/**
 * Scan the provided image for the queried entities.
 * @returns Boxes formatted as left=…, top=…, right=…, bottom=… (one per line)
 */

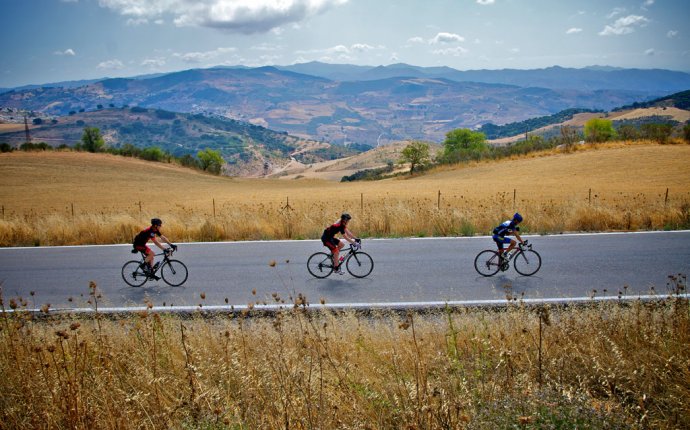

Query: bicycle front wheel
left=346, top=251, right=374, bottom=278
left=161, top=259, right=188, bottom=286
left=122, top=260, right=148, bottom=287
left=307, top=252, right=333, bottom=278
left=474, top=250, right=501, bottom=277
left=513, top=250, right=541, bottom=276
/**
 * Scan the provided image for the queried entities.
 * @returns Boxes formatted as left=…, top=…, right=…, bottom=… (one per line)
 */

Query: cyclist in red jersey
left=321, top=213, right=359, bottom=274
left=132, top=218, right=176, bottom=276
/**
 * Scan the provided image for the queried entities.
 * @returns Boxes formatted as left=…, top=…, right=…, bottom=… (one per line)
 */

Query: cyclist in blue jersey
left=492, top=213, right=525, bottom=260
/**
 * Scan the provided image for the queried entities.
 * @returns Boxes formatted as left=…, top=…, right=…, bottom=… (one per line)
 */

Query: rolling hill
left=0, top=107, right=360, bottom=176
left=0, top=65, right=673, bottom=147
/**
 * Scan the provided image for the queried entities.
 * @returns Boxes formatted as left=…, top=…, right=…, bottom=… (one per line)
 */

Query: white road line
left=1, top=230, right=689, bottom=250
left=21, top=293, right=690, bottom=315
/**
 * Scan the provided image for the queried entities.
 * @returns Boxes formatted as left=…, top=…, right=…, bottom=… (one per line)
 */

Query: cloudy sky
left=1, top=0, right=688, bottom=87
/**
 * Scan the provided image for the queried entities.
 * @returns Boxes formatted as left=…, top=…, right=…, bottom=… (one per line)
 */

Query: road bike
left=121, top=248, right=188, bottom=287
left=474, top=240, right=541, bottom=277
left=307, top=241, right=374, bottom=278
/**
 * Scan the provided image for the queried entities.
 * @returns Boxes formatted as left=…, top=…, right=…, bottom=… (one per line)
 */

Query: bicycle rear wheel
left=513, top=250, right=541, bottom=276
left=474, top=250, right=501, bottom=277
left=346, top=251, right=374, bottom=278
left=122, top=260, right=148, bottom=287
left=161, top=259, right=188, bottom=286
left=307, top=252, right=333, bottom=278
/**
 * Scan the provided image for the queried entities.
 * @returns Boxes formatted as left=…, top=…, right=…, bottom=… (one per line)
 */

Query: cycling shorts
left=492, top=235, right=512, bottom=249
left=134, top=244, right=153, bottom=255
left=321, top=237, right=341, bottom=252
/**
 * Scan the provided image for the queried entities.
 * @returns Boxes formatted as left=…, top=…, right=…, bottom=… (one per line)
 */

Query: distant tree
left=109, top=103, right=115, bottom=108
left=51, top=119, right=58, bottom=125
left=140, top=146, right=165, bottom=161
left=68, top=110, right=76, bottom=116
left=440, top=128, right=488, bottom=163
left=0, top=143, right=13, bottom=153
left=584, top=118, right=616, bottom=143
left=81, top=127, right=105, bottom=152
left=197, top=148, right=224, bottom=174
left=684, top=123, right=690, bottom=144
left=617, top=124, right=639, bottom=141
left=399, top=140, right=430, bottom=174
left=32, top=118, right=43, bottom=125
left=179, top=154, right=199, bottom=169
left=97, top=104, right=103, bottom=110
left=641, top=123, right=673, bottom=144
left=79, top=108, right=85, bottom=113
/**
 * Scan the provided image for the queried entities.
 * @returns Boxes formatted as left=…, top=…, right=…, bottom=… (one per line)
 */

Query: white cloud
left=566, top=27, right=582, bottom=34
left=126, top=17, right=149, bottom=26
left=432, top=46, right=469, bottom=56
left=667, top=30, right=678, bottom=38
left=644, top=48, right=655, bottom=56
left=173, top=47, right=237, bottom=63
left=642, top=0, right=654, bottom=7
left=599, top=15, right=649, bottom=36
left=141, top=57, right=166, bottom=68
left=430, top=32, right=465, bottom=44
left=407, top=36, right=425, bottom=44
left=97, top=59, right=124, bottom=70
left=54, top=48, right=76, bottom=56
left=476, top=0, right=495, bottom=5
left=606, top=7, right=626, bottom=19
left=99, top=0, right=349, bottom=34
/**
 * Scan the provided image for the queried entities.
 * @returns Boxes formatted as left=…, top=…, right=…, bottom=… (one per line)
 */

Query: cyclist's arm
left=343, top=228, right=356, bottom=243
left=151, top=236, right=167, bottom=250
left=513, top=230, right=524, bottom=243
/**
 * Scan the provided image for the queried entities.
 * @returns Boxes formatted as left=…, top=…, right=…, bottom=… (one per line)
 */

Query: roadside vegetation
left=1, top=279, right=688, bottom=429
left=1, top=141, right=689, bottom=246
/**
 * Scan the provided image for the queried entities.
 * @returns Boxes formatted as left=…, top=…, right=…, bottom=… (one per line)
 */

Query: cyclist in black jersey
left=133, top=218, right=177, bottom=276
left=321, top=213, right=359, bottom=274
left=492, top=213, right=524, bottom=260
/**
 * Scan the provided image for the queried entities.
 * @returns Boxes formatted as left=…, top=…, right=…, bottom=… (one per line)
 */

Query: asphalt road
left=0, top=231, right=688, bottom=311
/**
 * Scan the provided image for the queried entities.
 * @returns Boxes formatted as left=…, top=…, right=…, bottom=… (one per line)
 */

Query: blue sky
left=1, top=0, right=688, bottom=87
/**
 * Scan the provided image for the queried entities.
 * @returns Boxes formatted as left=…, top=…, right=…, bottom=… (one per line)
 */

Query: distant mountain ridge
left=1, top=63, right=688, bottom=146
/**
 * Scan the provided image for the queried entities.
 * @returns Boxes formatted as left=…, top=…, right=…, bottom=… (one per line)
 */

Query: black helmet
left=151, top=218, right=163, bottom=226
left=341, top=212, right=352, bottom=220
left=513, top=213, right=523, bottom=222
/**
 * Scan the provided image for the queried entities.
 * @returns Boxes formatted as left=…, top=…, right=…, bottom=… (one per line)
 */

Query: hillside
left=0, top=107, right=359, bottom=176
left=0, top=66, right=666, bottom=147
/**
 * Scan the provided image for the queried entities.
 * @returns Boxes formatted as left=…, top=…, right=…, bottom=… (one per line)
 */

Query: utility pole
left=24, top=115, right=31, bottom=143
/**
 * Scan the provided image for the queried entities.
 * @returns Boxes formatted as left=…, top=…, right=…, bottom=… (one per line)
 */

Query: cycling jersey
left=133, top=226, right=161, bottom=247
left=322, top=221, right=346, bottom=240
left=493, top=220, right=520, bottom=238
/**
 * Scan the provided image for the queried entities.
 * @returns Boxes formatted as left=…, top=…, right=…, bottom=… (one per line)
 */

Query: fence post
left=664, top=188, right=669, bottom=207
left=360, top=193, right=363, bottom=213
left=138, top=201, right=142, bottom=218
left=588, top=189, right=592, bottom=205
left=213, top=198, right=216, bottom=219
left=1, top=205, right=4, bottom=220
left=71, top=203, right=74, bottom=219
left=513, top=189, right=516, bottom=209
left=437, top=190, right=441, bottom=209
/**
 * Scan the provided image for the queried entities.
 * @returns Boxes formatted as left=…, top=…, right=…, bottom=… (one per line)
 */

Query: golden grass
left=1, top=142, right=689, bottom=246
left=1, top=279, right=688, bottom=429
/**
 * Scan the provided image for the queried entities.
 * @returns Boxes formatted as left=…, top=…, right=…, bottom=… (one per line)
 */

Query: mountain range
left=1, top=63, right=689, bottom=147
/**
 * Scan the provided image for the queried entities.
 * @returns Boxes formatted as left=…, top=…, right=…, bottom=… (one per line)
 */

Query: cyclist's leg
left=144, top=246, right=155, bottom=269
left=334, top=239, right=345, bottom=269
left=504, top=238, right=517, bottom=255
left=322, top=238, right=338, bottom=267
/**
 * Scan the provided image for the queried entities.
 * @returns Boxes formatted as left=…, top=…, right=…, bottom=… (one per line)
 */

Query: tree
left=584, top=118, right=616, bottom=143
left=197, top=148, right=224, bottom=174
left=640, top=123, right=673, bottom=144
left=617, top=124, right=639, bottom=141
left=684, top=123, right=690, bottom=144
left=81, top=127, right=105, bottom=152
left=440, top=128, right=488, bottom=163
left=400, top=140, right=430, bottom=174
left=32, top=118, right=43, bottom=125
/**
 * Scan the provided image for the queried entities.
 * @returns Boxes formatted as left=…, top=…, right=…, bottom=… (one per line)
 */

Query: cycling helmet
left=512, top=213, right=523, bottom=222
left=151, top=218, right=163, bottom=226
left=341, top=212, right=352, bottom=221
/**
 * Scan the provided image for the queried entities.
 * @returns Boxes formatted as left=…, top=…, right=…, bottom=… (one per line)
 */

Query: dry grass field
left=1, top=141, right=689, bottom=246
left=1, top=286, right=689, bottom=429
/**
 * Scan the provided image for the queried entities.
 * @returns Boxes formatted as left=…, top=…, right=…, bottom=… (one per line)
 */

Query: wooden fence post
left=213, top=198, right=216, bottom=219
left=138, top=201, right=142, bottom=218
left=71, top=203, right=74, bottom=219
left=664, top=188, right=669, bottom=207
left=513, top=189, right=516, bottom=209
left=437, top=190, right=441, bottom=209
left=1, top=205, right=4, bottom=220
left=360, top=193, right=363, bottom=213
left=588, top=189, right=592, bottom=205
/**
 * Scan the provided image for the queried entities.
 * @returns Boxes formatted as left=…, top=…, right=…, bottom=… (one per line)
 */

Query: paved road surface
left=0, top=232, right=688, bottom=311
